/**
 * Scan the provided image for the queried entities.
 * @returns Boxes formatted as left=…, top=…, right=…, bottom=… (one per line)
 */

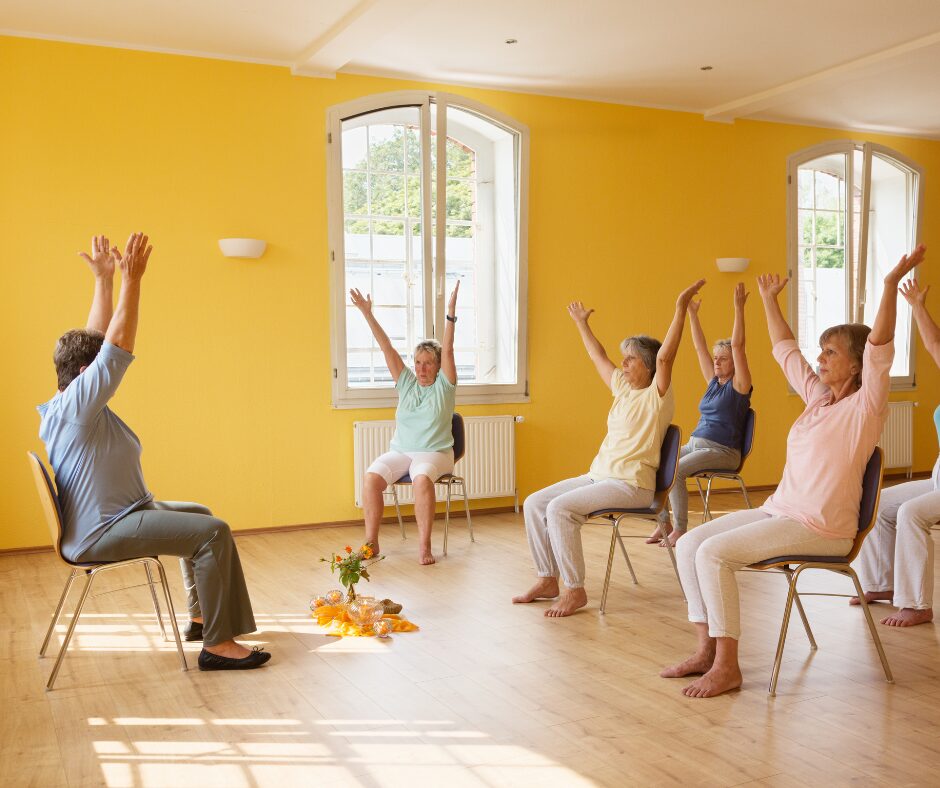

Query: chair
left=690, top=408, right=756, bottom=521
left=388, top=413, right=473, bottom=556
left=27, top=452, right=187, bottom=690
left=587, top=424, right=683, bottom=613
left=747, top=447, right=891, bottom=696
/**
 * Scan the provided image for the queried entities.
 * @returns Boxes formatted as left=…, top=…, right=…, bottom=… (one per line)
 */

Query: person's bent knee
left=412, top=474, right=435, bottom=491
left=545, top=498, right=576, bottom=523
left=365, top=472, right=389, bottom=490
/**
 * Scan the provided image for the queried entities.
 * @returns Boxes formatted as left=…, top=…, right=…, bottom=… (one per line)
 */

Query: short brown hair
left=54, top=329, right=104, bottom=390
left=819, top=323, right=871, bottom=389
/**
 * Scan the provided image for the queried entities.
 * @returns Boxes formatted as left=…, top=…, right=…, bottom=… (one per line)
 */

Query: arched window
left=327, top=92, right=529, bottom=407
left=787, top=141, right=923, bottom=386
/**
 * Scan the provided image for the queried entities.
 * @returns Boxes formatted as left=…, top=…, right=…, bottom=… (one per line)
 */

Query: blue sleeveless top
left=691, top=377, right=752, bottom=449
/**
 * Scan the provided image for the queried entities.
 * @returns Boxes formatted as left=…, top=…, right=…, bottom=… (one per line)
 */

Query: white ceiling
left=4, top=0, right=940, bottom=138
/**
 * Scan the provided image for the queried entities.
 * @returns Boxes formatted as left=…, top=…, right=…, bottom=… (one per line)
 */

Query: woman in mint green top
left=854, top=270, right=940, bottom=627
left=351, top=282, right=460, bottom=565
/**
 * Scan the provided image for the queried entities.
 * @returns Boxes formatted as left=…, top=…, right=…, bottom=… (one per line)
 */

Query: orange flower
left=345, top=545, right=353, bottom=553
left=362, top=546, right=373, bottom=559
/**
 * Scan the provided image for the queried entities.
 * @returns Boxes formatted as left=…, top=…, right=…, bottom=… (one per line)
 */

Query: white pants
left=367, top=449, right=455, bottom=485
left=523, top=474, right=653, bottom=589
left=853, top=458, right=940, bottom=610
left=677, top=509, right=853, bottom=639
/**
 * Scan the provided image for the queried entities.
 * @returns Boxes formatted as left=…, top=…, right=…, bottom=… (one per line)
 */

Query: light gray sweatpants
left=677, top=508, right=853, bottom=639
left=657, top=437, right=741, bottom=532
left=853, top=458, right=940, bottom=610
left=523, top=474, right=653, bottom=589
left=77, top=501, right=257, bottom=647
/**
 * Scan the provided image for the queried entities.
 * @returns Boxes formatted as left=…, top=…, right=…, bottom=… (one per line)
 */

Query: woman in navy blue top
left=649, top=283, right=753, bottom=546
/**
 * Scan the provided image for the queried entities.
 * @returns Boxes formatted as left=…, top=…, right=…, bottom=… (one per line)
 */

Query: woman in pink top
left=660, top=246, right=925, bottom=699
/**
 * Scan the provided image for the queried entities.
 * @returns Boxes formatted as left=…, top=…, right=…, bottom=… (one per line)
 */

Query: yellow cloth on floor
left=312, top=605, right=419, bottom=637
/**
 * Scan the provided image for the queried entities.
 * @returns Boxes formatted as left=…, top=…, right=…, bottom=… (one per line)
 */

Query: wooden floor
left=3, top=488, right=940, bottom=787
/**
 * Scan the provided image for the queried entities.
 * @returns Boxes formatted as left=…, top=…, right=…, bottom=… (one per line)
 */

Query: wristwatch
left=446, top=314, right=457, bottom=323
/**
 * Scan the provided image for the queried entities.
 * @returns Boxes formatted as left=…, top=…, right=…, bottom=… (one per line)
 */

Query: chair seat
left=693, top=468, right=744, bottom=477
left=590, top=507, right=661, bottom=518
left=749, top=554, right=850, bottom=569
left=394, top=473, right=461, bottom=484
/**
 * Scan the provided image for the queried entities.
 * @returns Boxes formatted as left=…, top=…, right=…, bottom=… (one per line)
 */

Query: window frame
left=786, top=140, right=924, bottom=389
left=326, top=91, right=530, bottom=408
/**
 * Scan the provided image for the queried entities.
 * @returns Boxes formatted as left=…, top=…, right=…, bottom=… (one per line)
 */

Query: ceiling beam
left=292, top=0, right=433, bottom=78
left=704, top=29, right=940, bottom=123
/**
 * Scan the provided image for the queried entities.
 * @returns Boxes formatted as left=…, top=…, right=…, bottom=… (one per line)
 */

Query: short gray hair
left=414, top=339, right=442, bottom=365
left=619, top=335, right=661, bottom=376
left=712, top=339, right=732, bottom=356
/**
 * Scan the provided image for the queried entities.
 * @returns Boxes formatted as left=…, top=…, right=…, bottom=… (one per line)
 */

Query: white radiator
left=353, top=416, right=518, bottom=508
left=878, top=401, right=915, bottom=475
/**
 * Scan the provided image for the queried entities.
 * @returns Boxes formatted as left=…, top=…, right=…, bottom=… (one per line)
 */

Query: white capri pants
left=677, top=508, right=853, bottom=640
left=853, top=457, right=940, bottom=610
left=367, top=449, right=455, bottom=486
left=523, top=474, right=653, bottom=589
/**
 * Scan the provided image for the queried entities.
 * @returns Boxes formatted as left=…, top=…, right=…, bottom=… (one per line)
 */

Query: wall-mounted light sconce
left=716, top=257, right=749, bottom=273
left=218, top=238, right=266, bottom=258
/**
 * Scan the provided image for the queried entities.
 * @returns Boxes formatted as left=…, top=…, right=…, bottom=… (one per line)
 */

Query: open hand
left=78, top=235, right=115, bottom=279
left=899, top=278, right=928, bottom=308
left=112, top=232, right=151, bottom=282
left=756, top=273, right=788, bottom=299
left=567, top=301, right=594, bottom=323
left=349, top=288, right=373, bottom=315
left=885, top=244, right=926, bottom=286
left=687, top=299, right=702, bottom=316
left=677, top=279, right=706, bottom=310
left=734, top=282, right=749, bottom=308
left=447, top=279, right=460, bottom=317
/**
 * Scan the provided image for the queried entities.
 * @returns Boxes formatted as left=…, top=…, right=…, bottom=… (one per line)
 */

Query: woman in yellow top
left=513, top=279, right=705, bottom=616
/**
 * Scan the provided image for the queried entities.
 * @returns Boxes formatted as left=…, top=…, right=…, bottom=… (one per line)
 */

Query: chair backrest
left=27, top=451, right=67, bottom=563
left=845, top=447, right=885, bottom=562
left=655, top=424, right=682, bottom=493
left=739, top=408, right=756, bottom=466
left=452, top=413, right=465, bottom=463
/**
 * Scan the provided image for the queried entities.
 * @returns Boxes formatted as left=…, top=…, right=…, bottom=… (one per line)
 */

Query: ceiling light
left=505, top=38, right=518, bottom=44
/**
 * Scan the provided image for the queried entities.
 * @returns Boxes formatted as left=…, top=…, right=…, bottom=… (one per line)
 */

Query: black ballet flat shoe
left=183, top=621, right=203, bottom=642
left=198, top=646, right=271, bottom=671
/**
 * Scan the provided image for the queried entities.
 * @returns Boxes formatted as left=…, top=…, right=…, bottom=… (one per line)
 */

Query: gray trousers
left=77, top=501, right=256, bottom=647
left=523, top=474, right=653, bottom=588
left=658, top=437, right=741, bottom=532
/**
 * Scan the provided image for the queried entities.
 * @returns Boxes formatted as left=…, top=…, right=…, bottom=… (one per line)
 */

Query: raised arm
left=687, top=299, right=713, bottom=383
left=870, top=245, right=926, bottom=346
left=900, top=277, right=940, bottom=366
left=79, top=235, right=115, bottom=334
left=350, top=288, right=405, bottom=383
left=567, top=302, right=616, bottom=388
left=105, top=233, right=151, bottom=353
left=731, top=282, right=752, bottom=394
left=441, top=281, right=459, bottom=385
left=655, top=279, right=706, bottom=396
left=756, top=274, right=794, bottom=346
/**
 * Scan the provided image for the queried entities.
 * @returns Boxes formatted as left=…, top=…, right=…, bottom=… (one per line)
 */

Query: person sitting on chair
left=661, top=246, right=924, bottom=698
left=648, top=282, right=752, bottom=547
left=351, top=281, right=460, bottom=565
left=37, top=234, right=269, bottom=671
left=852, top=272, right=939, bottom=627
left=512, top=279, right=705, bottom=617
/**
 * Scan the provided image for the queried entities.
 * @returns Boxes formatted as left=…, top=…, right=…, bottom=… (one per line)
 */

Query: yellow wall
left=2, top=35, right=938, bottom=550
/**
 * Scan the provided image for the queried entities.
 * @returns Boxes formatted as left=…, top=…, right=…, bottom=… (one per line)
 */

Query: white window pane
left=374, top=307, right=407, bottom=344
left=344, top=221, right=370, bottom=261
left=342, top=127, right=367, bottom=170
left=373, top=264, right=407, bottom=305
left=371, top=174, right=406, bottom=218
left=369, top=124, right=404, bottom=172
left=347, top=351, right=373, bottom=387
left=798, top=169, right=813, bottom=209
left=815, top=171, right=840, bottom=211
left=346, top=307, right=373, bottom=349
left=446, top=229, right=474, bottom=262
left=345, top=263, right=371, bottom=296
left=373, top=222, right=406, bottom=261
left=343, top=171, right=368, bottom=215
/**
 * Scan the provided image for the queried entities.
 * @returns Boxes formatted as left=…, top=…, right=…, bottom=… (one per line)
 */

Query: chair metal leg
left=599, top=525, right=619, bottom=614
left=661, top=535, right=685, bottom=599
left=768, top=568, right=802, bottom=697
left=737, top=476, right=753, bottom=510
left=849, top=569, right=893, bottom=684
left=780, top=567, right=817, bottom=649
left=703, top=477, right=715, bottom=521
left=46, top=570, right=97, bottom=691
left=694, top=477, right=706, bottom=521
left=443, top=478, right=453, bottom=556
left=461, top=479, right=474, bottom=542
left=614, top=530, right=639, bottom=586
left=144, top=562, right=168, bottom=642
left=40, top=569, right=79, bottom=658
left=151, top=559, right=188, bottom=672
left=392, top=486, right=405, bottom=539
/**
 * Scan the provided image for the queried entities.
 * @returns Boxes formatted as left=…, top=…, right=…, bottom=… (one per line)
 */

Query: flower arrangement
left=320, top=543, right=384, bottom=600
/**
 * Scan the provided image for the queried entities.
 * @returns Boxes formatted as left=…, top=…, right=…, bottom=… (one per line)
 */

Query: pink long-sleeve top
left=760, top=338, right=893, bottom=540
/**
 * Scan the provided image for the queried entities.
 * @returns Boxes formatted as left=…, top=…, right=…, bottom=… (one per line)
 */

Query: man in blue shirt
left=38, top=233, right=269, bottom=671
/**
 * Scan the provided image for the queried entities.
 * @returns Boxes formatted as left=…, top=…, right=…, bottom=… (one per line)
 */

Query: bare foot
left=682, top=663, right=742, bottom=698
left=646, top=521, right=672, bottom=544
left=659, top=529, right=683, bottom=548
left=849, top=590, right=893, bottom=606
left=512, top=577, right=560, bottom=603
left=419, top=548, right=436, bottom=565
left=545, top=587, right=588, bottom=617
left=660, top=649, right=716, bottom=678
left=205, top=640, right=252, bottom=659
left=882, top=608, right=933, bottom=627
